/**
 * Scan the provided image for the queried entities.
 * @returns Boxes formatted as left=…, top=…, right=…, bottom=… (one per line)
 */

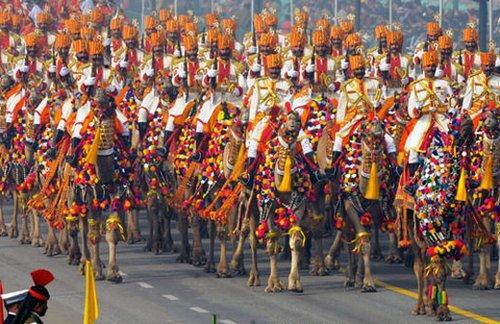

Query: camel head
left=452, top=113, right=474, bottom=147
left=0, top=75, right=14, bottom=93
left=482, top=110, right=498, bottom=139
left=93, top=88, right=113, bottom=118
left=362, top=117, right=385, bottom=150
left=279, top=111, right=301, bottom=145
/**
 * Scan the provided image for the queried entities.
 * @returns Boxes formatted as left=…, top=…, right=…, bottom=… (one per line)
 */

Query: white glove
left=248, top=45, right=257, bottom=55
left=145, top=68, right=154, bottom=77
left=287, top=69, right=298, bottom=78
left=48, top=64, right=57, bottom=73
left=379, top=60, right=390, bottom=72
left=103, top=38, right=111, bottom=47
left=195, top=74, right=203, bottom=82
left=19, top=64, right=29, bottom=73
left=251, top=63, right=261, bottom=73
left=119, top=60, right=128, bottom=69
left=177, top=69, right=187, bottom=79
left=207, top=68, right=217, bottom=78
left=235, top=42, right=244, bottom=53
left=305, top=63, right=315, bottom=73
left=341, top=59, right=348, bottom=70
left=496, top=56, right=500, bottom=68
left=59, top=66, right=70, bottom=77
left=328, top=83, right=337, bottom=92
left=401, top=77, right=409, bottom=86
left=232, top=87, right=241, bottom=97
left=84, top=76, right=96, bottom=86
left=106, top=84, right=116, bottom=93
left=434, top=67, right=444, bottom=78
left=173, top=49, right=181, bottom=57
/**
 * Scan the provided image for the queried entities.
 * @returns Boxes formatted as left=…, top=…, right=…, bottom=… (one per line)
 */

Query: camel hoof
left=94, top=271, right=105, bottom=281
left=216, top=271, right=231, bottom=279
left=0, top=229, right=8, bottom=237
left=191, top=255, right=207, bottom=267
left=31, top=241, right=42, bottom=248
left=355, top=279, right=363, bottom=289
left=472, top=282, right=490, bottom=290
left=247, top=272, right=260, bottom=287
left=309, top=265, right=329, bottom=276
left=385, top=255, right=403, bottom=264
left=265, top=278, right=284, bottom=293
left=107, top=272, right=123, bottom=284
left=176, top=254, right=191, bottom=263
left=232, top=267, right=247, bottom=276
left=287, top=279, right=303, bottom=293
left=361, top=284, right=377, bottom=293
left=436, top=305, right=452, bottom=321
left=344, top=280, right=355, bottom=290
left=494, top=281, right=500, bottom=289
left=8, top=227, right=18, bottom=239
left=324, top=255, right=340, bottom=271
left=411, top=303, right=426, bottom=316
left=204, top=263, right=216, bottom=273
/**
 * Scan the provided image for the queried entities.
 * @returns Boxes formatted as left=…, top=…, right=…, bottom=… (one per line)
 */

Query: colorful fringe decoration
left=86, top=127, right=101, bottom=165
left=171, top=162, right=198, bottom=209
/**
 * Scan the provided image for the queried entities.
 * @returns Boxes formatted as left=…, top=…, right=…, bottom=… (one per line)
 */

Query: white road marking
left=137, top=282, right=153, bottom=289
left=219, top=320, right=237, bottom=324
left=162, top=294, right=179, bottom=301
left=189, top=307, right=209, bottom=313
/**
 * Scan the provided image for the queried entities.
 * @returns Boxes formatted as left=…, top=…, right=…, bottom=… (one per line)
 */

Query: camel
left=396, top=115, right=473, bottom=321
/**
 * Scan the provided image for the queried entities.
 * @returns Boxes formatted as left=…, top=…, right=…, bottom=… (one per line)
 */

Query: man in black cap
left=13, top=269, right=54, bottom=324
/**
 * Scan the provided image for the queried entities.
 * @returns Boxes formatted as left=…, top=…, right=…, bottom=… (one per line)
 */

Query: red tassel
left=31, top=269, right=55, bottom=286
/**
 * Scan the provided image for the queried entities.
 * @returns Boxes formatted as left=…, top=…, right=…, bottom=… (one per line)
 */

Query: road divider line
left=190, top=307, right=209, bottom=313
left=137, top=282, right=153, bottom=289
left=162, top=294, right=179, bottom=301
left=219, top=319, right=237, bottom=324
left=375, top=279, right=498, bottom=324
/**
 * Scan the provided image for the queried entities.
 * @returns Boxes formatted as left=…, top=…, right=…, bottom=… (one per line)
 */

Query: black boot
left=325, top=151, right=341, bottom=180
left=138, top=122, right=147, bottom=139
left=304, top=152, right=322, bottom=184
left=190, top=132, right=206, bottom=162
left=163, top=130, right=173, bottom=154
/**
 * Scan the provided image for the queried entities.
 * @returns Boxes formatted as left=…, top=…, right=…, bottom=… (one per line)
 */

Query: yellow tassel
left=277, top=155, right=293, bottom=193
left=397, top=151, right=405, bottom=166
left=364, top=163, right=380, bottom=200
left=229, top=145, right=246, bottom=181
left=86, top=128, right=101, bottom=165
left=479, top=155, right=493, bottom=190
left=455, top=167, right=467, bottom=201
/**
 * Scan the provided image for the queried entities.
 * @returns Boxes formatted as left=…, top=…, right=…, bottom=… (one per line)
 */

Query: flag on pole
left=83, top=261, right=99, bottom=324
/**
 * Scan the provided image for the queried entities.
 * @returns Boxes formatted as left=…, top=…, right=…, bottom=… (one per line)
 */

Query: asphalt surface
left=0, top=203, right=499, bottom=324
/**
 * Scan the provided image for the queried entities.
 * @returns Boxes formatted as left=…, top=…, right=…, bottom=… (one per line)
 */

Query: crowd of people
left=0, top=0, right=498, bottom=322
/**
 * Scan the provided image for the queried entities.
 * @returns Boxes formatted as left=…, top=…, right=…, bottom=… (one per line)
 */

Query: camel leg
left=473, top=245, right=492, bottom=290
left=287, top=230, right=304, bottom=293
left=385, top=232, right=402, bottom=263
left=67, top=221, right=81, bottom=265
left=190, top=216, right=206, bottom=266
left=144, top=207, right=153, bottom=252
left=87, top=212, right=104, bottom=280
left=247, top=216, right=260, bottom=286
left=44, top=226, right=61, bottom=257
left=310, top=232, right=328, bottom=276
left=162, top=208, right=175, bottom=252
left=325, top=230, right=342, bottom=271
left=434, top=269, right=452, bottom=321
left=79, top=216, right=91, bottom=275
left=230, top=218, right=248, bottom=276
left=344, top=199, right=375, bottom=292
left=216, top=231, right=231, bottom=278
left=265, top=238, right=284, bottom=293
left=370, top=212, right=383, bottom=261
left=8, top=192, right=19, bottom=238
left=451, top=260, right=466, bottom=279
left=411, top=245, right=427, bottom=315
left=127, top=209, right=142, bottom=244
left=58, top=223, right=69, bottom=254
left=18, top=200, right=31, bottom=244
left=106, top=214, right=123, bottom=283
left=150, top=201, right=163, bottom=255
left=31, top=211, right=43, bottom=247
left=176, top=213, right=191, bottom=263
left=0, top=198, right=6, bottom=236
left=204, top=220, right=216, bottom=273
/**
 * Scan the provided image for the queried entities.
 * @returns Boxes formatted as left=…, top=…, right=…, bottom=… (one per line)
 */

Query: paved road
left=0, top=204, right=499, bottom=324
